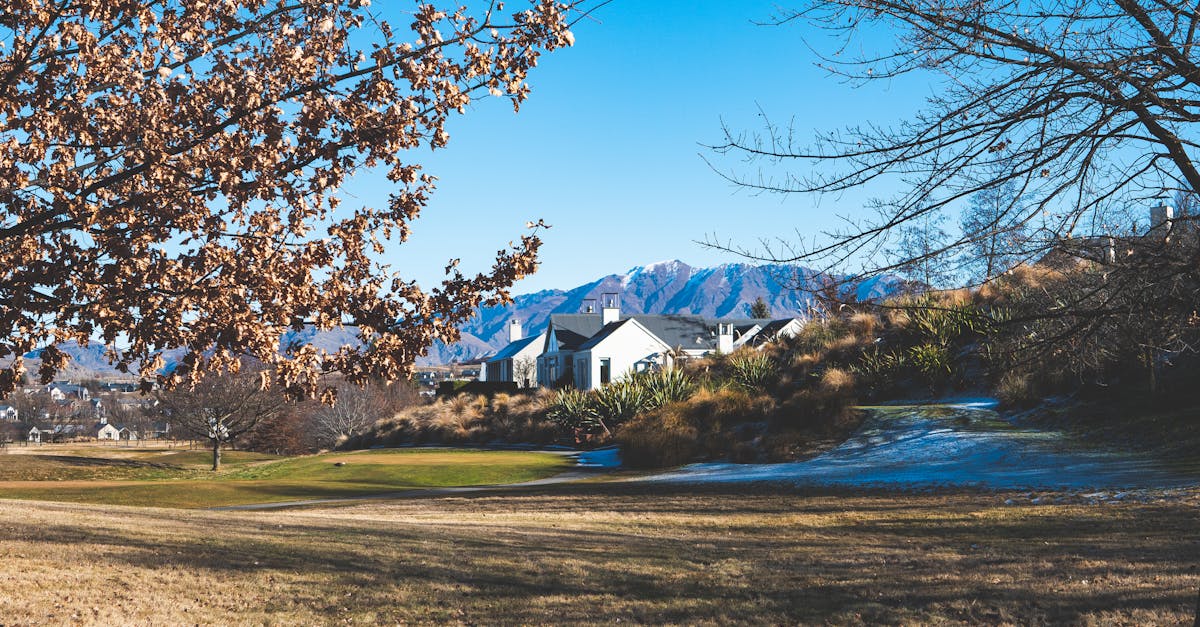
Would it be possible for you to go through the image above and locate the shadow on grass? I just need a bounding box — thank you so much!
[5,486,1198,623]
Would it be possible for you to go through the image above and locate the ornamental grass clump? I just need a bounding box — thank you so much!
[343,392,558,448]
[617,387,774,468]
[546,387,604,433]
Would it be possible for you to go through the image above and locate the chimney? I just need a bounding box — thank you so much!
[581,298,597,314]
[717,322,734,354]
[601,292,620,325]
[1150,199,1174,238]
[507,319,523,343]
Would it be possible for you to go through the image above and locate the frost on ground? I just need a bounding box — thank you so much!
[638,401,1200,490]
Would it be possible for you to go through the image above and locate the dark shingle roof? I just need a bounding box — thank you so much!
[486,333,543,363]
[576,320,629,351]
[625,315,717,351]
[546,314,605,351]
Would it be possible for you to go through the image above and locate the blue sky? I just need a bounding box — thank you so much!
[347,0,931,293]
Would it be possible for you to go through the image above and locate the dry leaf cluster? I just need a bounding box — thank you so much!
[0,0,578,398]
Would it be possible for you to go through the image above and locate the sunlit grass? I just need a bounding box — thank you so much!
[0,448,569,508]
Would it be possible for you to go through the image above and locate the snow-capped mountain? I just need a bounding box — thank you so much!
[16,261,905,376]
[418,260,906,365]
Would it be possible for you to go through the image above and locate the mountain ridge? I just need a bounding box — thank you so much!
[16,260,904,375]
[418,260,905,365]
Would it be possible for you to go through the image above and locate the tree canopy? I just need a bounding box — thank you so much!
[0,0,580,398]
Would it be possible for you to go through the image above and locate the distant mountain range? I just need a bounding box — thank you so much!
[417,260,906,365]
[18,260,906,376]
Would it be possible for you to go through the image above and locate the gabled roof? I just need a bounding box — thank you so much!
[749,318,801,345]
[625,315,719,351]
[578,318,672,352]
[545,314,605,352]
[576,320,626,351]
[486,332,545,363]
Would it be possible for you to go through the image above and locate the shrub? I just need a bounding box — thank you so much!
[639,368,696,407]
[847,311,881,338]
[907,343,952,380]
[342,391,560,448]
[773,367,858,434]
[996,372,1038,408]
[617,388,774,468]
[728,352,778,391]
[545,388,602,432]
[592,379,650,428]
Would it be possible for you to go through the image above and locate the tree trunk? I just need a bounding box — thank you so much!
[211,439,221,471]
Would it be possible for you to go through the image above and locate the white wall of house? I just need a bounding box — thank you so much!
[97,423,120,440]
[573,321,671,391]
[508,341,543,388]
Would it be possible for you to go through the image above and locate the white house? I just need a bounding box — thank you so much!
[570,318,672,389]
[537,307,608,388]
[46,382,90,401]
[481,319,547,388]
[0,405,17,421]
[95,419,120,440]
[532,293,802,391]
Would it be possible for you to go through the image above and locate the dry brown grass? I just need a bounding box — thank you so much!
[847,311,881,338]
[348,391,559,448]
[819,366,855,394]
[0,486,1196,625]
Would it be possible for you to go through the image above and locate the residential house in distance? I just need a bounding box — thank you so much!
[46,381,90,402]
[524,293,801,391]
[0,405,16,421]
[480,319,547,388]
[95,419,121,441]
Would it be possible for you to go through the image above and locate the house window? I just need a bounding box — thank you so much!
[600,358,611,385]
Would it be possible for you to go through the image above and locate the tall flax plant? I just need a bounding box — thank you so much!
[546,388,605,434]
[729,353,779,391]
[639,369,696,407]
[592,380,651,431]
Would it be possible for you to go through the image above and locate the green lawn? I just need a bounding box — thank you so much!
[0,448,570,508]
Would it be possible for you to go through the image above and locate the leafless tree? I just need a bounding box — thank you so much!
[152,367,289,470]
[962,178,1030,284]
[708,0,1200,361]
[513,357,539,389]
[312,383,393,448]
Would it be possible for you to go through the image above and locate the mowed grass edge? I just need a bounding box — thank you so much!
[0,448,571,508]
